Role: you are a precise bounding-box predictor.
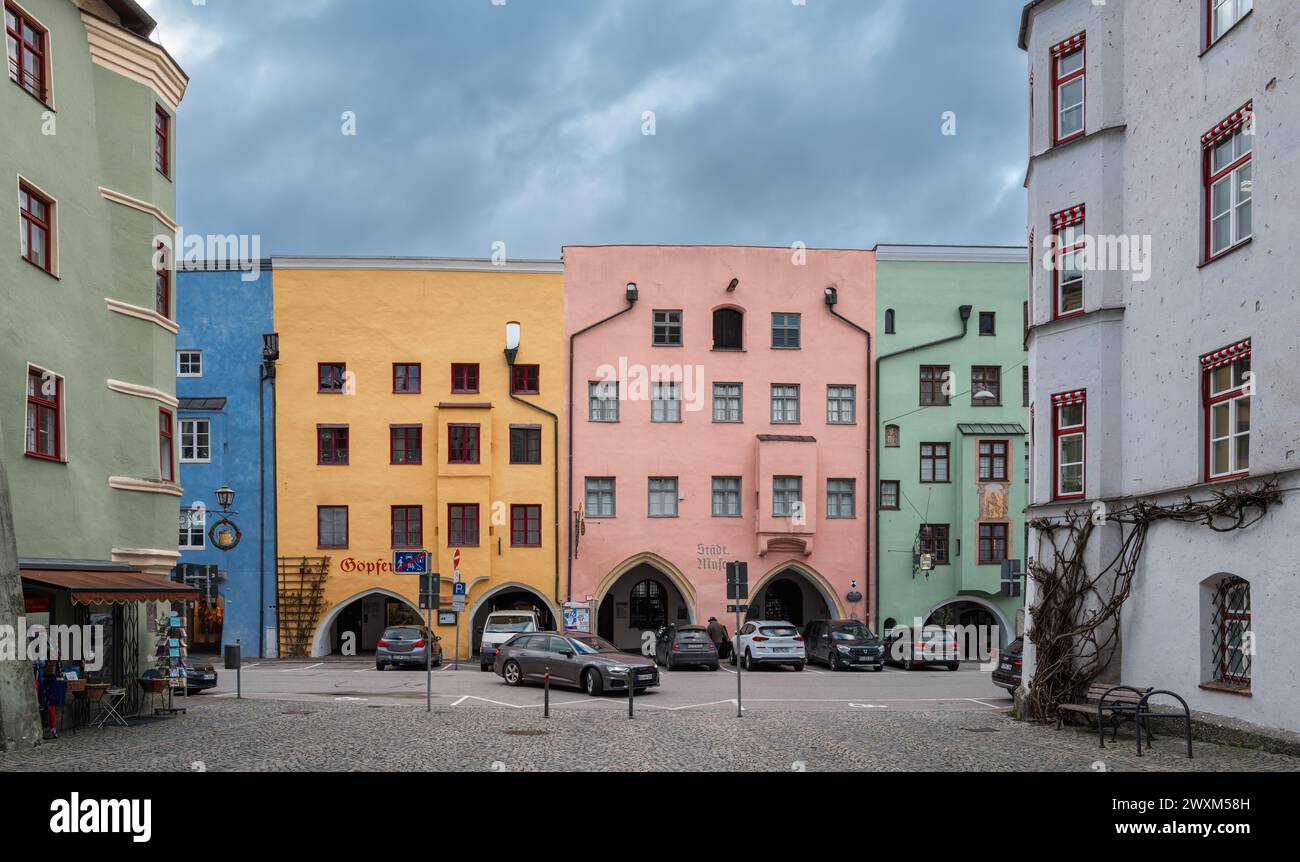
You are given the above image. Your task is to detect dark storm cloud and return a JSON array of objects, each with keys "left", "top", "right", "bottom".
[{"left": 150, "top": 0, "right": 1028, "bottom": 258}]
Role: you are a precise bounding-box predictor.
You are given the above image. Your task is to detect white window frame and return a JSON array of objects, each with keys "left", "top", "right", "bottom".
[
  {"left": 712, "top": 382, "right": 742, "bottom": 423},
  {"left": 1210, "top": 0, "right": 1252, "bottom": 44},
  {"left": 585, "top": 476, "right": 616, "bottom": 518},
  {"left": 651, "top": 381, "right": 682, "bottom": 422},
  {"left": 588, "top": 380, "right": 619, "bottom": 422},
  {"left": 826, "top": 479, "right": 855, "bottom": 518},
  {"left": 711, "top": 476, "right": 741, "bottom": 517},
  {"left": 648, "top": 477, "right": 679, "bottom": 517},
  {"left": 179, "top": 506, "right": 205, "bottom": 550},
  {"left": 772, "top": 475, "right": 802, "bottom": 518},
  {"left": 177, "top": 350, "right": 203, "bottom": 377},
  {"left": 179, "top": 417, "right": 211, "bottom": 464},
  {"left": 1206, "top": 127, "right": 1252, "bottom": 259},
  {"left": 771, "top": 384, "right": 800, "bottom": 424},
  {"left": 827, "top": 385, "right": 855, "bottom": 424},
  {"left": 1204, "top": 351, "right": 1250, "bottom": 480}
]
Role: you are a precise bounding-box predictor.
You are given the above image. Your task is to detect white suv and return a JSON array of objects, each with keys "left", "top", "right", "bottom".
[
  {"left": 479, "top": 611, "right": 539, "bottom": 671},
  {"left": 731, "top": 620, "right": 806, "bottom": 671}
]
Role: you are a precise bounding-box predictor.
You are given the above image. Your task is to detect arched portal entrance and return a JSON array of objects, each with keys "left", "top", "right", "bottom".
[
  {"left": 925, "top": 597, "right": 1013, "bottom": 657},
  {"left": 311, "top": 588, "right": 424, "bottom": 657},
  {"left": 595, "top": 556, "right": 695, "bottom": 651},
  {"left": 467, "top": 583, "right": 557, "bottom": 655},
  {"left": 746, "top": 563, "right": 843, "bottom": 627}
]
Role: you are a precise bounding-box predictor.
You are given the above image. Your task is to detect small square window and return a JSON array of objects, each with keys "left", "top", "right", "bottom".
[
  {"left": 450, "top": 363, "right": 478, "bottom": 394},
  {"left": 589, "top": 381, "right": 619, "bottom": 421},
  {"left": 649, "top": 477, "right": 679, "bottom": 517},
  {"left": 179, "top": 418, "right": 211, "bottom": 463},
  {"left": 318, "top": 363, "right": 346, "bottom": 393},
  {"left": 318, "top": 506, "right": 349, "bottom": 549},
  {"left": 510, "top": 504, "right": 542, "bottom": 547},
  {"left": 391, "top": 506, "right": 423, "bottom": 549},
  {"left": 511, "top": 364, "right": 540, "bottom": 394},
  {"left": 826, "top": 479, "right": 856, "bottom": 518},
  {"left": 653, "top": 310, "right": 683, "bottom": 346},
  {"left": 448, "top": 424, "right": 480, "bottom": 464},
  {"left": 879, "top": 480, "right": 900, "bottom": 511},
  {"left": 390, "top": 425, "right": 422, "bottom": 465},
  {"left": 979, "top": 312, "right": 996, "bottom": 335},
  {"left": 317, "top": 425, "right": 349, "bottom": 465},
  {"left": 177, "top": 351, "right": 202, "bottom": 377},
  {"left": 771, "top": 313, "right": 801, "bottom": 349},
  {"left": 448, "top": 504, "right": 480, "bottom": 546},
  {"left": 585, "top": 477, "right": 616, "bottom": 517},
  {"left": 712, "top": 477, "right": 741, "bottom": 517},
  {"left": 393, "top": 363, "right": 421, "bottom": 393},
  {"left": 510, "top": 425, "right": 542, "bottom": 464}
]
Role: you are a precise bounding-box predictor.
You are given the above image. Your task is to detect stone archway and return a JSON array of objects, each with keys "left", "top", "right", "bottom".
[
  {"left": 310, "top": 587, "right": 422, "bottom": 658},
  {"left": 465, "top": 582, "right": 559, "bottom": 654},
  {"left": 594, "top": 553, "right": 696, "bottom": 651},
  {"left": 747, "top": 561, "right": 845, "bottom": 626},
  {"left": 925, "top": 595, "right": 1013, "bottom": 654}
]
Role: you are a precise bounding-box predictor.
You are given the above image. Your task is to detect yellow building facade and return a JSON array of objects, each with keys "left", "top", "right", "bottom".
[{"left": 272, "top": 258, "right": 566, "bottom": 660}]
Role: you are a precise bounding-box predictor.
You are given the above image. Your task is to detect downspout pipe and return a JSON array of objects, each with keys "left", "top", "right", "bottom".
[
  {"left": 505, "top": 351, "right": 562, "bottom": 609},
  {"left": 258, "top": 365, "right": 266, "bottom": 658},
  {"left": 566, "top": 288, "right": 638, "bottom": 602},
  {"left": 873, "top": 305, "right": 972, "bottom": 633},
  {"left": 823, "top": 287, "right": 872, "bottom": 623}
]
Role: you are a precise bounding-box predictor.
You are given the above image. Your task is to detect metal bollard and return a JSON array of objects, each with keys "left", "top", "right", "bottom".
[
  {"left": 543, "top": 670, "right": 550, "bottom": 718},
  {"left": 628, "top": 671, "right": 635, "bottom": 719}
]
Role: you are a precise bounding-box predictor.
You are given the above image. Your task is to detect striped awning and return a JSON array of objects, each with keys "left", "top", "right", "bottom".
[
  {"left": 1050, "top": 32, "right": 1085, "bottom": 57},
  {"left": 1202, "top": 101, "right": 1253, "bottom": 147},
  {"left": 1200, "top": 339, "right": 1251, "bottom": 370},
  {"left": 1052, "top": 390, "right": 1087, "bottom": 407},
  {"left": 1051, "top": 204, "right": 1085, "bottom": 230}
]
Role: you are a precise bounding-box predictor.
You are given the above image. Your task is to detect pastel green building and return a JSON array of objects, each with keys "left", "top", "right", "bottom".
[
  {"left": 873, "top": 246, "right": 1028, "bottom": 652},
  {"left": 2, "top": 0, "right": 190, "bottom": 682}
]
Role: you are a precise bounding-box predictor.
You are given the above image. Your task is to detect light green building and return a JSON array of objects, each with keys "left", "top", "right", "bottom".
[
  {"left": 2, "top": 0, "right": 190, "bottom": 684},
  {"left": 874, "top": 246, "right": 1028, "bottom": 652}
]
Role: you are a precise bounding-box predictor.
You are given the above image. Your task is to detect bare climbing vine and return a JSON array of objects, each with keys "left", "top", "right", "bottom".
[{"left": 1024, "top": 480, "right": 1281, "bottom": 723}]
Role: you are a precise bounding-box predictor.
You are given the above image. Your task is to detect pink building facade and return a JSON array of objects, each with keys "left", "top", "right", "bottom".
[{"left": 565, "top": 246, "right": 875, "bottom": 649}]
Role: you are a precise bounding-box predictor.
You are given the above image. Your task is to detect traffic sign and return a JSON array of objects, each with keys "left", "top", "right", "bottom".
[
  {"left": 453, "top": 549, "right": 461, "bottom": 569},
  {"left": 726, "top": 561, "right": 749, "bottom": 600},
  {"left": 451, "top": 595, "right": 466, "bottom": 612},
  {"left": 727, "top": 604, "right": 748, "bottom": 614},
  {"left": 418, "top": 572, "right": 441, "bottom": 610},
  {"left": 394, "top": 550, "right": 429, "bottom": 575},
  {"left": 453, "top": 581, "right": 467, "bottom": 597}
]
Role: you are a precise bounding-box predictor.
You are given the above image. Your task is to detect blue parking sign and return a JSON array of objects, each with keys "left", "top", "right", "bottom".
[
  {"left": 452, "top": 581, "right": 467, "bottom": 597},
  {"left": 394, "top": 551, "right": 428, "bottom": 574}
]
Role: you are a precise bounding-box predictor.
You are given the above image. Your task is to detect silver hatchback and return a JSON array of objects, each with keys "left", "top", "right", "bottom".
[{"left": 375, "top": 626, "right": 443, "bottom": 670}]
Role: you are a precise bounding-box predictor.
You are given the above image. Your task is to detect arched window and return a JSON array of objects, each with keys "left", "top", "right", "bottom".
[
  {"left": 713, "top": 307, "right": 743, "bottom": 350},
  {"left": 885, "top": 309, "right": 896, "bottom": 334},
  {"left": 1206, "top": 575, "right": 1251, "bottom": 688},
  {"left": 629, "top": 579, "right": 667, "bottom": 629},
  {"left": 885, "top": 424, "right": 900, "bottom": 448}
]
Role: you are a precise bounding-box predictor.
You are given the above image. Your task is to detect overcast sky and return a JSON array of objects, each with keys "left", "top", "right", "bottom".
[{"left": 144, "top": 0, "right": 1029, "bottom": 260}]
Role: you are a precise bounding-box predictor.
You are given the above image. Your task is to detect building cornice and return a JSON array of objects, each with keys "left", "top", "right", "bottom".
[
  {"left": 107, "top": 379, "right": 179, "bottom": 408},
  {"left": 105, "top": 298, "right": 180, "bottom": 334},
  {"left": 874, "top": 245, "right": 1027, "bottom": 263},
  {"left": 1026, "top": 305, "right": 1124, "bottom": 346},
  {"left": 99, "top": 186, "right": 180, "bottom": 233},
  {"left": 81, "top": 11, "right": 188, "bottom": 110},
  {"left": 272, "top": 256, "right": 563, "bottom": 273},
  {"left": 1025, "top": 124, "right": 1126, "bottom": 188},
  {"left": 108, "top": 477, "right": 183, "bottom": 497}
]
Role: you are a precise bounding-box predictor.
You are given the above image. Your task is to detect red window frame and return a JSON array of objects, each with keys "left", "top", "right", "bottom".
[
  {"left": 1051, "top": 205, "right": 1085, "bottom": 318},
  {"left": 389, "top": 424, "right": 421, "bottom": 465},
  {"left": 450, "top": 363, "right": 478, "bottom": 394},
  {"left": 393, "top": 363, "right": 421, "bottom": 394},
  {"left": 318, "top": 362, "right": 346, "bottom": 393},
  {"left": 978, "top": 523, "right": 1010, "bottom": 565},
  {"left": 18, "top": 182, "right": 52, "bottom": 273},
  {"left": 6, "top": 3, "right": 48, "bottom": 104},
  {"left": 510, "top": 504, "right": 542, "bottom": 547},
  {"left": 1201, "top": 101, "right": 1253, "bottom": 264},
  {"left": 154, "top": 105, "right": 170, "bottom": 178},
  {"left": 155, "top": 241, "right": 170, "bottom": 319},
  {"left": 1201, "top": 339, "right": 1251, "bottom": 482},
  {"left": 1050, "top": 32, "right": 1085, "bottom": 146},
  {"left": 24, "top": 367, "right": 60, "bottom": 461},
  {"left": 447, "top": 423, "right": 480, "bottom": 464},
  {"left": 511, "top": 364, "right": 540, "bottom": 395},
  {"left": 1051, "top": 390, "right": 1086, "bottom": 500},
  {"left": 317, "top": 505, "right": 349, "bottom": 549},
  {"left": 391, "top": 505, "right": 422, "bottom": 549},
  {"left": 317, "top": 425, "right": 349, "bottom": 465},
  {"left": 159, "top": 408, "right": 174, "bottom": 482},
  {"left": 919, "top": 442, "right": 950, "bottom": 483},
  {"left": 978, "top": 440, "right": 1009, "bottom": 482},
  {"left": 448, "top": 503, "right": 479, "bottom": 547}
]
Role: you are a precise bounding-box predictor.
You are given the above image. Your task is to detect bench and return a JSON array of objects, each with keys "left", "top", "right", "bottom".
[{"left": 1057, "top": 684, "right": 1193, "bottom": 758}]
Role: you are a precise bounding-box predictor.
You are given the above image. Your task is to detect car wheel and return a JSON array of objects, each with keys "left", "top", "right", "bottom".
[
  {"left": 480, "top": 662, "right": 490, "bottom": 672},
  {"left": 794, "top": 662, "right": 804, "bottom": 672},
  {"left": 874, "top": 664, "right": 884, "bottom": 672},
  {"left": 828, "top": 650, "right": 839, "bottom": 671},
  {"left": 948, "top": 662, "right": 960, "bottom": 671},
  {"left": 730, "top": 649, "right": 738, "bottom": 667},
  {"left": 903, "top": 659, "right": 913, "bottom": 671},
  {"left": 743, "top": 650, "right": 753, "bottom": 671},
  {"left": 375, "top": 662, "right": 384, "bottom": 671},
  {"left": 710, "top": 664, "right": 720, "bottom": 671},
  {"left": 584, "top": 669, "right": 603, "bottom": 696},
  {"left": 502, "top": 661, "right": 523, "bottom": 686}
]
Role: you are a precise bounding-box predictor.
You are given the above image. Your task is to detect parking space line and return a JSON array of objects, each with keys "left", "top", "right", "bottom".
[{"left": 966, "top": 698, "right": 1007, "bottom": 709}]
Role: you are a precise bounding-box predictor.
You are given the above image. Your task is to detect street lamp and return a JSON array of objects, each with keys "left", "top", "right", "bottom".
[
  {"left": 504, "top": 321, "right": 521, "bottom": 366},
  {"left": 215, "top": 485, "right": 235, "bottom": 512}
]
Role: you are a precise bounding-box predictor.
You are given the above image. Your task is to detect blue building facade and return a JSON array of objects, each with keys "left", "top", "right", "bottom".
[{"left": 175, "top": 264, "right": 277, "bottom": 657}]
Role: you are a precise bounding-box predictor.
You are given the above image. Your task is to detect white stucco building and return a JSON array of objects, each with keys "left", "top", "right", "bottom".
[{"left": 1020, "top": 0, "right": 1300, "bottom": 734}]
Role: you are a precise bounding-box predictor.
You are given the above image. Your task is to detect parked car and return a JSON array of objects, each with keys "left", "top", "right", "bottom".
[
  {"left": 883, "top": 626, "right": 961, "bottom": 671},
  {"left": 654, "top": 624, "right": 720, "bottom": 671},
  {"left": 730, "top": 620, "right": 805, "bottom": 671},
  {"left": 140, "top": 660, "right": 218, "bottom": 693},
  {"left": 494, "top": 631, "right": 660, "bottom": 696},
  {"left": 479, "top": 611, "right": 540, "bottom": 671},
  {"left": 991, "top": 636, "right": 1024, "bottom": 695},
  {"left": 804, "top": 619, "right": 884, "bottom": 671},
  {"left": 375, "top": 626, "right": 442, "bottom": 670}
]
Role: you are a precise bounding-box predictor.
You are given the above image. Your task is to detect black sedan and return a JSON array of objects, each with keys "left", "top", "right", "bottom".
[
  {"left": 494, "top": 631, "right": 660, "bottom": 696},
  {"left": 803, "top": 619, "right": 885, "bottom": 671},
  {"left": 140, "top": 661, "right": 218, "bottom": 693},
  {"left": 991, "top": 637, "right": 1024, "bottom": 696}
]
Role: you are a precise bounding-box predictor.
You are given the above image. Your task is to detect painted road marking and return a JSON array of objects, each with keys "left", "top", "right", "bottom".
[
  {"left": 849, "top": 703, "right": 888, "bottom": 709},
  {"left": 966, "top": 698, "right": 1007, "bottom": 709}
]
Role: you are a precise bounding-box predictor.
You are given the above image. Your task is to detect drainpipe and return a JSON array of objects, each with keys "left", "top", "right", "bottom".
[
  {"left": 566, "top": 283, "right": 639, "bottom": 603},
  {"left": 260, "top": 332, "right": 279, "bottom": 658},
  {"left": 873, "top": 305, "right": 972, "bottom": 633},
  {"left": 822, "top": 287, "right": 871, "bottom": 623},
  {"left": 504, "top": 345, "right": 562, "bottom": 609}
]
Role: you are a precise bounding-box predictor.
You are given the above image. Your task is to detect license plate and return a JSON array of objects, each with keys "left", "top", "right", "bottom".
[
  {"left": 203, "top": 674, "right": 215, "bottom": 680},
  {"left": 776, "top": 647, "right": 795, "bottom": 653},
  {"left": 999, "top": 662, "right": 1012, "bottom": 671}
]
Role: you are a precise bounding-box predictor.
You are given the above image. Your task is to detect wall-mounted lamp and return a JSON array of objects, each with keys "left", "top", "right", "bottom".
[
  {"left": 626, "top": 282, "right": 639, "bottom": 303},
  {"left": 727, "top": 278, "right": 739, "bottom": 292},
  {"left": 824, "top": 286, "right": 838, "bottom": 307},
  {"left": 504, "top": 321, "right": 522, "bottom": 366},
  {"left": 262, "top": 332, "right": 280, "bottom": 363},
  {"left": 215, "top": 485, "right": 236, "bottom": 511}
]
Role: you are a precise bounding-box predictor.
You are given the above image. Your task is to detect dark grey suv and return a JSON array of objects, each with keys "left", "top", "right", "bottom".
[{"left": 494, "top": 632, "right": 660, "bottom": 696}]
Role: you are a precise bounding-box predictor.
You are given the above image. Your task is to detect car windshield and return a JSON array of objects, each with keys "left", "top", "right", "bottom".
[
  {"left": 485, "top": 615, "right": 534, "bottom": 632},
  {"left": 677, "top": 630, "right": 710, "bottom": 642},
  {"left": 383, "top": 627, "right": 423, "bottom": 639},
  {"left": 570, "top": 636, "right": 621, "bottom": 655},
  {"left": 830, "top": 624, "right": 875, "bottom": 640},
  {"left": 759, "top": 625, "right": 798, "bottom": 637}
]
